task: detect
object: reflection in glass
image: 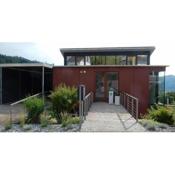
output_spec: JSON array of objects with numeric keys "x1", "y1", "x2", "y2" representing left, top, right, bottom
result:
[
  {"x1": 77, "y1": 56, "x2": 85, "y2": 65},
  {"x1": 149, "y1": 71, "x2": 165, "y2": 105},
  {"x1": 95, "y1": 73, "x2": 105, "y2": 98},
  {"x1": 137, "y1": 55, "x2": 148, "y2": 65},
  {"x1": 85, "y1": 56, "x2": 91, "y2": 65},
  {"x1": 67, "y1": 56, "x2": 75, "y2": 65},
  {"x1": 106, "y1": 56, "x2": 116, "y2": 65},
  {"x1": 127, "y1": 56, "x2": 136, "y2": 65},
  {"x1": 106, "y1": 72, "x2": 118, "y2": 95},
  {"x1": 65, "y1": 55, "x2": 149, "y2": 66}
]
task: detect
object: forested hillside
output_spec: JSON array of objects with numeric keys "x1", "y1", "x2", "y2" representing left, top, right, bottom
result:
[{"x1": 0, "y1": 54, "x2": 39, "y2": 63}]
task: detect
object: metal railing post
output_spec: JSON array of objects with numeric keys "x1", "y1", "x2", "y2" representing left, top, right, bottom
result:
[
  {"x1": 120, "y1": 92, "x2": 139, "y2": 121},
  {"x1": 136, "y1": 99, "x2": 138, "y2": 122}
]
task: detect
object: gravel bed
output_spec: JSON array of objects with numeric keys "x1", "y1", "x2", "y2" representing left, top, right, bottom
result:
[
  {"x1": 0, "y1": 124, "x2": 81, "y2": 132},
  {"x1": 139, "y1": 120, "x2": 175, "y2": 132}
]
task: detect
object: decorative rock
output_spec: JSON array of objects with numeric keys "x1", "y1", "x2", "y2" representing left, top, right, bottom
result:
[{"x1": 0, "y1": 124, "x2": 81, "y2": 132}]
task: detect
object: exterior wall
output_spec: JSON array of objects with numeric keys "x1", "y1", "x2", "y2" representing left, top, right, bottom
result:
[
  {"x1": 0, "y1": 67, "x2": 2, "y2": 104},
  {"x1": 53, "y1": 66, "x2": 165, "y2": 116}
]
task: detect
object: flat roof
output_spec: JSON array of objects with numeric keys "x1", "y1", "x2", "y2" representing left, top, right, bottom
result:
[
  {"x1": 0, "y1": 63, "x2": 53, "y2": 69},
  {"x1": 60, "y1": 46, "x2": 155, "y2": 56},
  {"x1": 54, "y1": 65, "x2": 168, "y2": 68}
]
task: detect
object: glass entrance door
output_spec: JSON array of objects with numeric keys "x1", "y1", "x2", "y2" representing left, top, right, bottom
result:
[
  {"x1": 106, "y1": 72, "x2": 118, "y2": 99},
  {"x1": 95, "y1": 72, "x2": 118, "y2": 101},
  {"x1": 95, "y1": 72, "x2": 105, "y2": 100}
]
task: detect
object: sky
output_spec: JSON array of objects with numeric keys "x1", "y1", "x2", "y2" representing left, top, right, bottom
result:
[{"x1": 0, "y1": 0, "x2": 174, "y2": 75}]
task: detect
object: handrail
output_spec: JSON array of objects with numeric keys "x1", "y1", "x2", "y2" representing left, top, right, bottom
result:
[
  {"x1": 9, "y1": 92, "x2": 42, "y2": 124},
  {"x1": 84, "y1": 92, "x2": 93, "y2": 117},
  {"x1": 120, "y1": 91, "x2": 139, "y2": 121},
  {"x1": 79, "y1": 91, "x2": 93, "y2": 121},
  {"x1": 10, "y1": 93, "x2": 41, "y2": 106}
]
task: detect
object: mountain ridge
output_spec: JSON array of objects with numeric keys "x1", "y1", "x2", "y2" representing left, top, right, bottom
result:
[{"x1": 0, "y1": 54, "x2": 39, "y2": 64}]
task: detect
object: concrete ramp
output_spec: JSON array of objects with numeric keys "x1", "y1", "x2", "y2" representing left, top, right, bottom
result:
[{"x1": 81, "y1": 102, "x2": 145, "y2": 132}]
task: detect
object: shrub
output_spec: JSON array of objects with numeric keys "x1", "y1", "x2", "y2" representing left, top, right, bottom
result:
[
  {"x1": 139, "y1": 119, "x2": 169, "y2": 131},
  {"x1": 49, "y1": 84, "x2": 78, "y2": 123},
  {"x1": 147, "y1": 105, "x2": 174, "y2": 125},
  {"x1": 4, "y1": 118, "x2": 12, "y2": 131},
  {"x1": 62, "y1": 114, "x2": 80, "y2": 127},
  {"x1": 19, "y1": 113, "x2": 25, "y2": 128},
  {"x1": 40, "y1": 113, "x2": 49, "y2": 128},
  {"x1": 24, "y1": 97, "x2": 44, "y2": 124}
]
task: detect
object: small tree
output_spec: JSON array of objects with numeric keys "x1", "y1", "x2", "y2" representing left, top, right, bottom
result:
[{"x1": 49, "y1": 84, "x2": 78, "y2": 123}]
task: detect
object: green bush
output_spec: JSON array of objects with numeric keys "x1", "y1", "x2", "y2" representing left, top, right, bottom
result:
[
  {"x1": 49, "y1": 84, "x2": 78, "y2": 123},
  {"x1": 24, "y1": 97, "x2": 44, "y2": 124},
  {"x1": 19, "y1": 113, "x2": 25, "y2": 128},
  {"x1": 40, "y1": 113, "x2": 49, "y2": 128},
  {"x1": 61, "y1": 113, "x2": 80, "y2": 127},
  {"x1": 4, "y1": 117, "x2": 12, "y2": 131},
  {"x1": 147, "y1": 105, "x2": 174, "y2": 125}
]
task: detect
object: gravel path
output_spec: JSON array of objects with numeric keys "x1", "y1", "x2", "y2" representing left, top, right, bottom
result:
[
  {"x1": 80, "y1": 102, "x2": 145, "y2": 132},
  {"x1": 0, "y1": 124, "x2": 81, "y2": 132}
]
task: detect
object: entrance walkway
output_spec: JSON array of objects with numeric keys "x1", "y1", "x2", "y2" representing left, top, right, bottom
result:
[{"x1": 80, "y1": 102, "x2": 145, "y2": 132}]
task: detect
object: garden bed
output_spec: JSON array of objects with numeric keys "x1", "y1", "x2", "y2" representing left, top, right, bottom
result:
[
  {"x1": 139, "y1": 119, "x2": 175, "y2": 132},
  {"x1": 0, "y1": 123, "x2": 81, "y2": 132}
]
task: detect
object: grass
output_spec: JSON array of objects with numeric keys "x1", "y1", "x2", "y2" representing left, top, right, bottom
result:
[
  {"x1": 40, "y1": 113, "x2": 49, "y2": 128},
  {"x1": 19, "y1": 113, "x2": 26, "y2": 128},
  {"x1": 4, "y1": 117, "x2": 12, "y2": 131},
  {"x1": 62, "y1": 115, "x2": 80, "y2": 127}
]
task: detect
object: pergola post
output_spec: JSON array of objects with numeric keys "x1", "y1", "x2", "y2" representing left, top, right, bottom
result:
[{"x1": 42, "y1": 65, "x2": 45, "y2": 103}]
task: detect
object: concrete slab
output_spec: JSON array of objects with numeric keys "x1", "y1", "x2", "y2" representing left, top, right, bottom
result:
[
  {"x1": 0, "y1": 104, "x2": 25, "y2": 124},
  {"x1": 81, "y1": 102, "x2": 145, "y2": 132}
]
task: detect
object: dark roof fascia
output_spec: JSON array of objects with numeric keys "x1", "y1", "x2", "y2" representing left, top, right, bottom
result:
[
  {"x1": 60, "y1": 47, "x2": 155, "y2": 57},
  {"x1": 53, "y1": 65, "x2": 168, "y2": 68}
]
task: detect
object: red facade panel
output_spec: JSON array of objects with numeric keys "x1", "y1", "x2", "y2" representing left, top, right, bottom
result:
[{"x1": 53, "y1": 66, "x2": 165, "y2": 116}]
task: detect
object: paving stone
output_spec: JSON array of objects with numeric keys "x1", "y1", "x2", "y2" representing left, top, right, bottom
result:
[{"x1": 81, "y1": 102, "x2": 145, "y2": 132}]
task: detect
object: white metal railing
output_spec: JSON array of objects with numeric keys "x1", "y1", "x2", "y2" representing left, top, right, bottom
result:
[
  {"x1": 9, "y1": 93, "x2": 42, "y2": 123},
  {"x1": 79, "y1": 92, "x2": 93, "y2": 121},
  {"x1": 120, "y1": 92, "x2": 139, "y2": 121}
]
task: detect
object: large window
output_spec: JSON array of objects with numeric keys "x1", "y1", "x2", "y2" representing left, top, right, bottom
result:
[
  {"x1": 149, "y1": 72, "x2": 159, "y2": 104},
  {"x1": 85, "y1": 56, "x2": 91, "y2": 65},
  {"x1": 105, "y1": 56, "x2": 115, "y2": 65},
  {"x1": 149, "y1": 71, "x2": 165, "y2": 105},
  {"x1": 65, "y1": 54, "x2": 148, "y2": 65},
  {"x1": 66, "y1": 56, "x2": 76, "y2": 65},
  {"x1": 77, "y1": 56, "x2": 85, "y2": 65},
  {"x1": 137, "y1": 55, "x2": 148, "y2": 65},
  {"x1": 127, "y1": 56, "x2": 136, "y2": 65}
]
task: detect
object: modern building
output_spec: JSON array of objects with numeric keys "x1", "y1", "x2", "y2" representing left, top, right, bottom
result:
[
  {"x1": 0, "y1": 47, "x2": 166, "y2": 116},
  {"x1": 53, "y1": 47, "x2": 166, "y2": 115}
]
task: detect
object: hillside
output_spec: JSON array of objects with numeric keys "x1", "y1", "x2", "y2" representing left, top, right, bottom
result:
[
  {"x1": 160, "y1": 75, "x2": 175, "y2": 92},
  {"x1": 165, "y1": 75, "x2": 175, "y2": 92},
  {"x1": 0, "y1": 54, "x2": 39, "y2": 63}
]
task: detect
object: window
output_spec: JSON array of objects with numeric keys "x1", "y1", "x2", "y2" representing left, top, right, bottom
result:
[
  {"x1": 77, "y1": 56, "x2": 85, "y2": 65},
  {"x1": 85, "y1": 56, "x2": 91, "y2": 65},
  {"x1": 106, "y1": 56, "x2": 116, "y2": 65},
  {"x1": 127, "y1": 56, "x2": 136, "y2": 65},
  {"x1": 66, "y1": 56, "x2": 75, "y2": 65},
  {"x1": 137, "y1": 55, "x2": 148, "y2": 65},
  {"x1": 118, "y1": 56, "x2": 127, "y2": 65},
  {"x1": 149, "y1": 71, "x2": 166, "y2": 104}
]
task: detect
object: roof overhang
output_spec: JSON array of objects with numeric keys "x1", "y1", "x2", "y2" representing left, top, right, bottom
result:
[
  {"x1": 0, "y1": 63, "x2": 53, "y2": 69},
  {"x1": 54, "y1": 65, "x2": 168, "y2": 68},
  {"x1": 60, "y1": 46, "x2": 155, "y2": 56}
]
